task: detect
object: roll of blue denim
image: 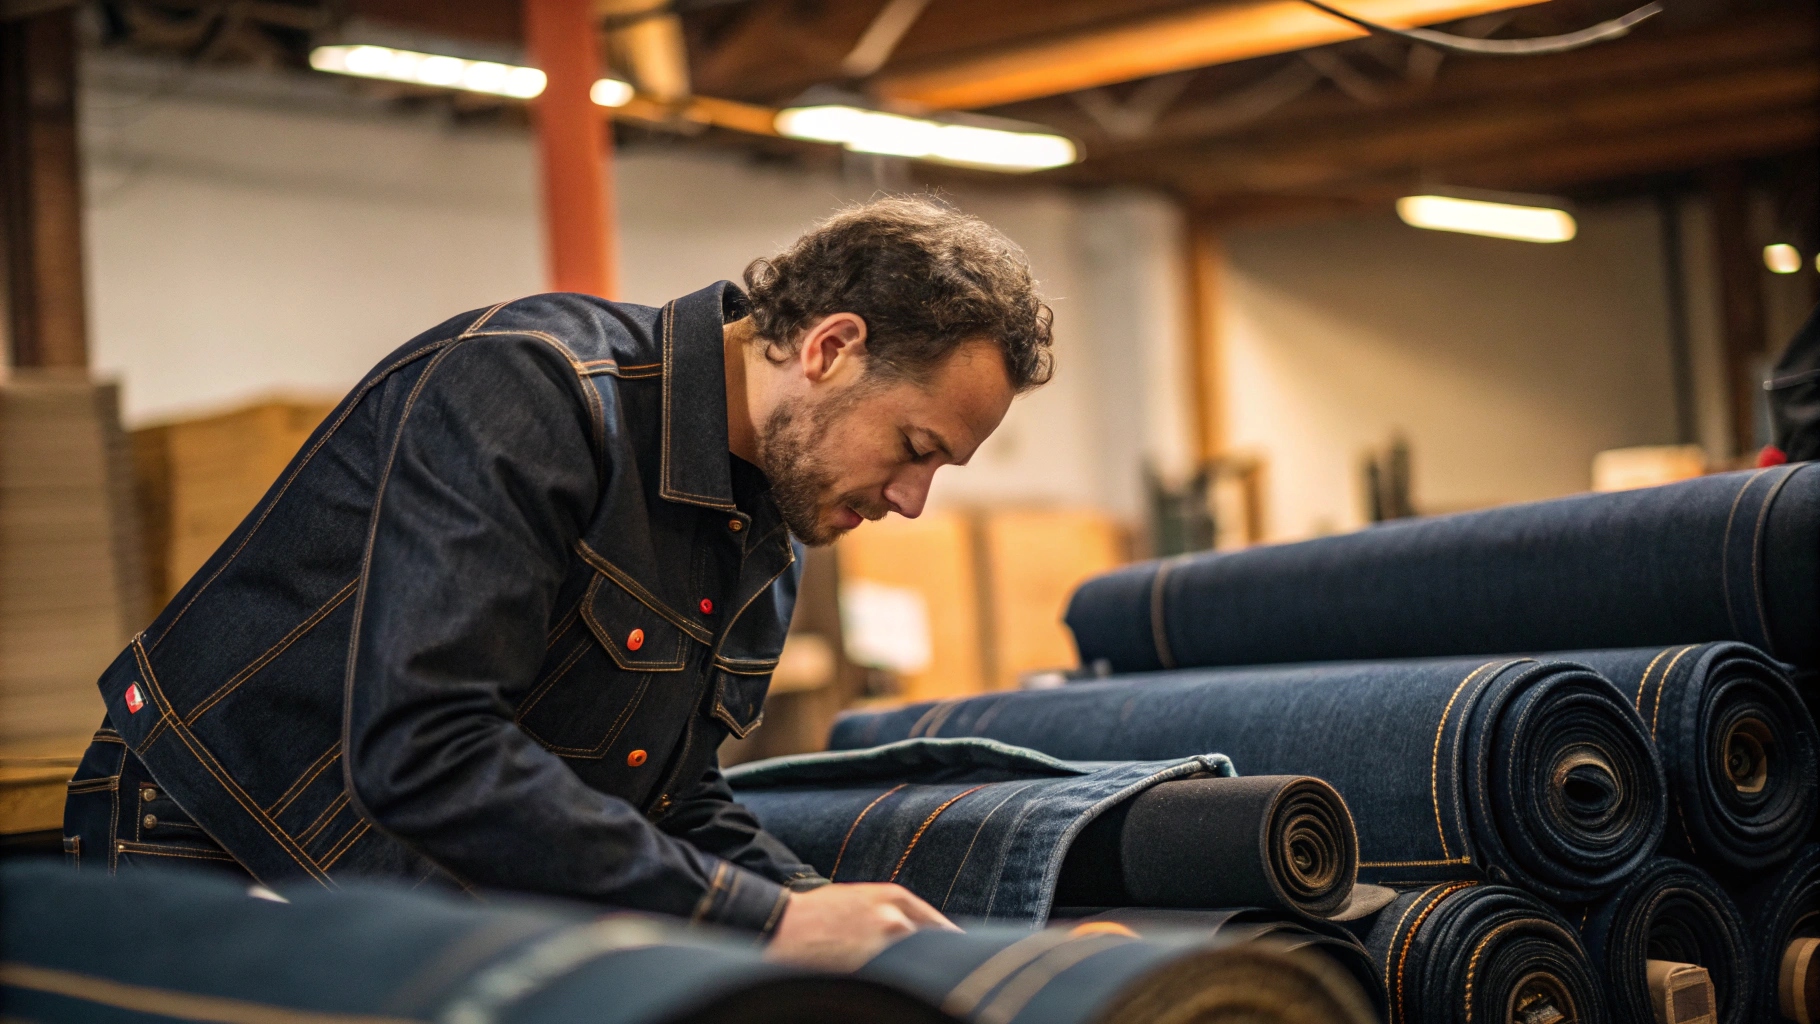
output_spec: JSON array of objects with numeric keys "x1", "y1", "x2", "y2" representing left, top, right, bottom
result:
[
  {"x1": 726, "y1": 737, "x2": 1237, "y2": 924},
  {"x1": 0, "y1": 861, "x2": 945, "y2": 1024},
  {"x1": 1353, "y1": 883, "x2": 1608, "y2": 1024},
  {"x1": 1574, "y1": 857, "x2": 1750, "y2": 1024},
  {"x1": 1567, "y1": 644, "x2": 1819, "y2": 871},
  {"x1": 1066, "y1": 464, "x2": 1820, "y2": 673},
  {"x1": 1729, "y1": 841, "x2": 1820, "y2": 1023},
  {"x1": 1055, "y1": 907, "x2": 1386, "y2": 1018},
  {"x1": 829, "y1": 658, "x2": 1667, "y2": 903},
  {"x1": 859, "y1": 923, "x2": 1379, "y2": 1024}
]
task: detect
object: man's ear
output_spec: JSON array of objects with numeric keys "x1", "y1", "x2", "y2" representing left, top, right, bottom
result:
[{"x1": 798, "y1": 313, "x2": 868, "y2": 384}]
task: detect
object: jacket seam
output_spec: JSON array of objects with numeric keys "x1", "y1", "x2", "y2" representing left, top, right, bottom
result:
[
  {"x1": 267, "y1": 744, "x2": 343, "y2": 818},
  {"x1": 525, "y1": 673, "x2": 653, "y2": 758},
  {"x1": 575, "y1": 541, "x2": 715, "y2": 644},
  {"x1": 186, "y1": 579, "x2": 360, "y2": 725}
]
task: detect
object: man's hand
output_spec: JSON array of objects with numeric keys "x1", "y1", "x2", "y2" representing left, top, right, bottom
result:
[{"x1": 765, "y1": 882, "x2": 960, "y2": 971}]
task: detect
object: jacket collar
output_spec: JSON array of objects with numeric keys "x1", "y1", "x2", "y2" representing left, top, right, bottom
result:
[{"x1": 659, "y1": 281, "x2": 751, "y2": 511}]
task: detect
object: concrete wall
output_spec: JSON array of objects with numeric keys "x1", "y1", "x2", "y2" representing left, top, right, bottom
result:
[
  {"x1": 78, "y1": 59, "x2": 1189, "y2": 523},
  {"x1": 1218, "y1": 203, "x2": 1696, "y2": 541}
]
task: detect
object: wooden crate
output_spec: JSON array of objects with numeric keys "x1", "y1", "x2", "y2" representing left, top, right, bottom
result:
[
  {"x1": 981, "y1": 509, "x2": 1128, "y2": 688},
  {"x1": 836, "y1": 509, "x2": 988, "y2": 703},
  {"x1": 134, "y1": 398, "x2": 336, "y2": 605}
]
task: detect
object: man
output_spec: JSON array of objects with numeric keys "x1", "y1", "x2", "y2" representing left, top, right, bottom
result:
[{"x1": 62, "y1": 197, "x2": 1054, "y2": 966}]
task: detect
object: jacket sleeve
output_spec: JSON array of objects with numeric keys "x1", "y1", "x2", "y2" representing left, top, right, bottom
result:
[
  {"x1": 342, "y1": 335, "x2": 790, "y2": 935},
  {"x1": 657, "y1": 756, "x2": 829, "y2": 891}
]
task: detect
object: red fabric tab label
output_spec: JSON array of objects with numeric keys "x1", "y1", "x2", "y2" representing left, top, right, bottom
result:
[{"x1": 124, "y1": 683, "x2": 145, "y2": 714}]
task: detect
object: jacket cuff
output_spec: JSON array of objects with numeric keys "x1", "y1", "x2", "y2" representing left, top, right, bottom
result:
[
  {"x1": 690, "y1": 861, "x2": 792, "y2": 937},
  {"x1": 785, "y1": 871, "x2": 830, "y2": 892}
]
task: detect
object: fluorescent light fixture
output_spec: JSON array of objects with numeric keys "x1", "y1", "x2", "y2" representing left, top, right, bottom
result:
[
  {"x1": 589, "y1": 77, "x2": 635, "y2": 108},
  {"x1": 311, "y1": 44, "x2": 547, "y2": 98},
  {"x1": 1396, "y1": 193, "x2": 1577, "y2": 243},
  {"x1": 1764, "y1": 243, "x2": 1802, "y2": 274},
  {"x1": 774, "y1": 104, "x2": 1077, "y2": 172}
]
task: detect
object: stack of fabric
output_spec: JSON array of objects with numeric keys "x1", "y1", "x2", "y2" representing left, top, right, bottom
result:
[{"x1": 743, "y1": 464, "x2": 1820, "y2": 1024}]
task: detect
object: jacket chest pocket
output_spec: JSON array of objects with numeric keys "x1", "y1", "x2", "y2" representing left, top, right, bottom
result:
[
  {"x1": 711, "y1": 666, "x2": 772, "y2": 739},
  {"x1": 514, "y1": 572, "x2": 701, "y2": 757}
]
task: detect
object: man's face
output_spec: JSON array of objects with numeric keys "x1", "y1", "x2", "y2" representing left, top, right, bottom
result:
[{"x1": 757, "y1": 339, "x2": 1015, "y2": 546}]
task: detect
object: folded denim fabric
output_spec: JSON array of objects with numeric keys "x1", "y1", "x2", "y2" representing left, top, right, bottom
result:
[
  {"x1": 860, "y1": 923, "x2": 1378, "y2": 1024},
  {"x1": 1052, "y1": 775, "x2": 1358, "y2": 920},
  {"x1": 1573, "y1": 857, "x2": 1750, "y2": 1024},
  {"x1": 727, "y1": 738, "x2": 1249, "y2": 924},
  {"x1": 1066, "y1": 464, "x2": 1820, "y2": 673},
  {"x1": 1730, "y1": 841, "x2": 1820, "y2": 1023},
  {"x1": 1352, "y1": 883, "x2": 1608, "y2": 1024},
  {"x1": 1566, "y1": 644, "x2": 1819, "y2": 871},
  {"x1": 831, "y1": 659, "x2": 1666, "y2": 903},
  {"x1": 1054, "y1": 907, "x2": 1386, "y2": 1018},
  {"x1": 0, "y1": 861, "x2": 943, "y2": 1024}
]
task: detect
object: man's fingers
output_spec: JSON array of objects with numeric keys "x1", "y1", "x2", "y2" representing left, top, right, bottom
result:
[{"x1": 886, "y1": 887, "x2": 962, "y2": 931}]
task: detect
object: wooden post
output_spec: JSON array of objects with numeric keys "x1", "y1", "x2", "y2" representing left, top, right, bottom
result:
[
  {"x1": 1, "y1": 4, "x2": 89, "y2": 369},
  {"x1": 523, "y1": 0, "x2": 617, "y2": 298},
  {"x1": 1184, "y1": 213, "x2": 1225, "y2": 464},
  {"x1": 1706, "y1": 165, "x2": 1766, "y2": 457}
]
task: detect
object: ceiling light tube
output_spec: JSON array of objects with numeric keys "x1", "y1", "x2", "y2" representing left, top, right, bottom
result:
[
  {"x1": 1396, "y1": 193, "x2": 1577, "y2": 243},
  {"x1": 774, "y1": 104, "x2": 1077, "y2": 172},
  {"x1": 310, "y1": 44, "x2": 636, "y2": 109},
  {"x1": 1764, "y1": 244, "x2": 1802, "y2": 274}
]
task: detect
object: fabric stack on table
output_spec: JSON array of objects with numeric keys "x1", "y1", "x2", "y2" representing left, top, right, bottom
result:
[{"x1": 802, "y1": 464, "x2": 1820, "y2": 1024}]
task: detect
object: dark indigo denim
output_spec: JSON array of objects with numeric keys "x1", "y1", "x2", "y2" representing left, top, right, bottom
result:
[
  {"x1": 1352, "y1": 884, "x2": 1607, "y2": 1024},
  {"x1": 830, "y1": 658, "x2": 1667, "y2": 902},
  {"x1": 1573, "y1": 857, "x2": 1750, "y2": 1024},
  {"x1": 859, "y1": 923, "x2": 1379, "y2": 1024},
  {"x1": 70, "y1": 282, "x2": 814, "y2": 932},
  {"x1": 1067, "y1": 465, "x2": 1820, "y2": 672},
  {"x1": 1768, "y1": 303, "x2": 1820, "y2": 462},
  {"x1": 726, "y1": 738, "x2": 1233, "y2": 924},
  {"x1": 1729, "y1": 841, "x2": 1820, "y2": 1023},
  {"x1": 0, "y1": 861, "x2": 945, "y2": 1024},
  {"x1": 1566, "y1": 644, "x2": 1818, "y2": 871},
  {"x1": 1057, "y1": 908, "x2": 1385, "y2": 1017}
]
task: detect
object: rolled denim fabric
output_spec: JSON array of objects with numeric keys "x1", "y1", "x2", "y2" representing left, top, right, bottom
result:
[
  {"x1": 1568, "y1": 644, "x2": 1819, "y2": 871},
  {"x1": 1066, "y1": 465, "x2": 1820, "y2": 673},
  {"x1": 1054, "y1": 907, "x2": 1386, "y2": 1018},
  {"x1": 0, "y1": 861, "x2": 944, "y2": 1024},
  {"x1": 1730, "y1": 841, "x2": 1820, "y2": 1023},
  {"x1": 1053, "y1": 775, "x2": 1358, "y2": 920},
  {"x1": 727, "y1": 737, "x2": 1238, "y2": 924},
  {"x1": 831, "y1": 658, "x2": 1666, "y2": 903},
  {"x1": 1354, "y1": 883, "x2": 1608, "y2": 1024},
  {"x1": 1573, "y1": 857, "x2": 1751, "y2": 1024},
  {"x1": 859, "y1": 923, "x2": 1379, "y2": 1024}
]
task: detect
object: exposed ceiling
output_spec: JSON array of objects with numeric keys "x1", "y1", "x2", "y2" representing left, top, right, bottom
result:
[{"x1": 94, "y1": 0, "x2": 1820, "y2": 220}]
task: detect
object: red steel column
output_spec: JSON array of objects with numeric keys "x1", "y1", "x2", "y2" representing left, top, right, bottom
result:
[{"x1": 523, "y1": 0, "x2": 617, "y2": 298}]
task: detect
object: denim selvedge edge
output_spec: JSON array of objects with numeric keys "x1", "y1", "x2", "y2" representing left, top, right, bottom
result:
[
  {"x1": 1067, "y1": 464, "x2": 1820, "y2": 673},
  {"x1": 829, "y1": 659, "x2": 1667, "y2": 903},
  {"x1": 726, "y1": 737, "x2": 1233, "y2": 925}
]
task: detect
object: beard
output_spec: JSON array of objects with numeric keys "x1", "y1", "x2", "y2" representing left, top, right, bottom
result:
[{"x1": 755, "y1": 392, "x2": 886, "y2": 545}]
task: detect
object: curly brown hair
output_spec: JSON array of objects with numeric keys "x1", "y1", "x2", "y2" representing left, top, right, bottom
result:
[{"x1": 743, "y1": 196, "x2": 1055, "y2": 394}]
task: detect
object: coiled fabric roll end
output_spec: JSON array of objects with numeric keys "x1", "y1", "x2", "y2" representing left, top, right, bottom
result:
[
  {"x1": 861, "y1": 926, "x2": 1380, "y2": 1024},
  {"x1": 1575, "y1": 857, "x2": 1749, "y2": 1024},
  {"x1": 1357, "y1": 883, "x2": 1606, "y2": 1024},
  {"x1": 1735, "y1": 843, "x2": 1820, "y2": 1023}
]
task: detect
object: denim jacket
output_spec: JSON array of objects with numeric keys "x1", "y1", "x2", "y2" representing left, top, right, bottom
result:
[{"x1": 89, "y1": 282, "x2": 817, "y2": 932}]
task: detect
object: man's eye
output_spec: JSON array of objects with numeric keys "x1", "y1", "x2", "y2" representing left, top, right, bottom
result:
[{"x1": 904, "y1": 436, "x2": 922, "y2": 459}]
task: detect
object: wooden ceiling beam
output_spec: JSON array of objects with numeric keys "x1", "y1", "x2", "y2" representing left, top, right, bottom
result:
[
  {"x1": 871, "y1": 0, "x2": 1552, "y2": 110},
  {"x1": 1109, "y1": 59, "x2": 1818, "y2": 195}
]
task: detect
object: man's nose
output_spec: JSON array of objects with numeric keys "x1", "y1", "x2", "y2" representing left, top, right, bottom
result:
[{"x1": 883, "y1": 464, "x2": 936, "y2": 519}]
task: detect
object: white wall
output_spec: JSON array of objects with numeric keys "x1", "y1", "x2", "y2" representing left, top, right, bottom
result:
[
  {"x1": 1218, "y1": 203, "x2": 1686, "y2": 541},
  {"x1": 78, "y1": 59, "x2": 1188, "y2": 522}
]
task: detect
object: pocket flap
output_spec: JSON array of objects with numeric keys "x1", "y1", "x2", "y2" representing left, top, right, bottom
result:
[
  {"x1": 712, "y1": 667, "x2": 772, "y2": 738},
  {"x1": 582, "y1": 573, "x2": 690, "y2": 670}
]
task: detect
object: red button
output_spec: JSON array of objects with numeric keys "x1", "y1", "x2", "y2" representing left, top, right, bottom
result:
[
  {"x1": 626, "y1": 628, "x2": 644, "y2": 651},
  {"x1": 699, "y1": 599, "x2": 714, "y2": 614},
  {"x1": 627, "y1": 749, "x2": 647, "y2": 767}
]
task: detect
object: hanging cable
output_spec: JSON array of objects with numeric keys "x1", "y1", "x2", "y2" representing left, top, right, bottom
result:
[{"x1": 1296, "y1": 0, "x2": 1663, "y2": 55}]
